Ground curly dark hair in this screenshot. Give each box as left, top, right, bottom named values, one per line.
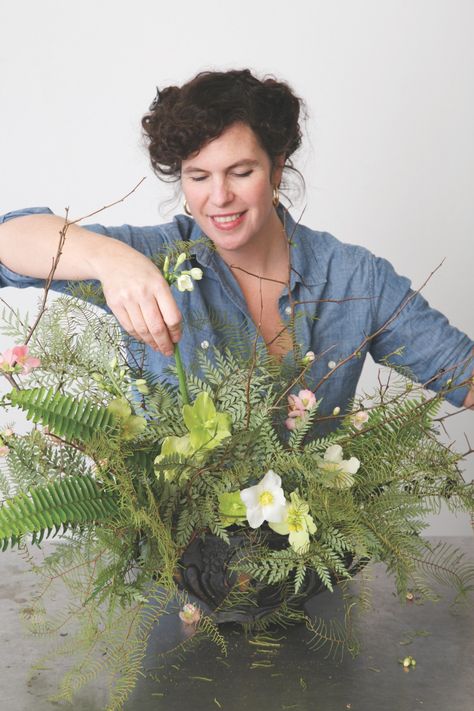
left=141, top=69, right=305, bottom=183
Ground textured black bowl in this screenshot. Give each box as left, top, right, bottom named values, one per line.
left=176, top=531, right=362, bottom=624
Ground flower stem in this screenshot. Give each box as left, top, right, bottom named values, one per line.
left=174, top=343, right=189, bottom=405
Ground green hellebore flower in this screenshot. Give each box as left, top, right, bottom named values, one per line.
left=107, top=398, right=146, bottom=440
left=218, top=491, right=247, bottom=527
left=182, top=392, right=231, bottom=452
left=269, top=491, right=317, bottom=553
left=107, top=398, right=132, bottom=421
left=154, top=434, right=194, bottom=480
left=122, top=415, right=147, bottom=440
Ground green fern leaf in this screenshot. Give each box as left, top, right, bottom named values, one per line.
left=9, top=387, right=116, bottom=441
left=0, top=476, right=118, bottom=549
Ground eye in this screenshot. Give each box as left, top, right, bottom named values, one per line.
left=233, top=170, right=253, bottom=178
left=190, top=175, right=207, bottom=182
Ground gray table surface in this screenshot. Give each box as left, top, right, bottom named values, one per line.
left=1, top=537, right=473, bottom=711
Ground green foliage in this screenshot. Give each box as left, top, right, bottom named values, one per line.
left=1, top=288, right=473, bottom=710
left=8, top=386, right=116, bottom=440
left=0, top=475, right=119, bottom=549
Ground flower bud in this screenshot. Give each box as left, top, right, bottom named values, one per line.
left=134, top=379, right=149, bottom=395
left=302, top=351, right=315, bottom=365
left=189, top=267, right=203, bottom=280
left=175, top=252, right=187, bottom=269
left=179, top=603, right=201, bottom=624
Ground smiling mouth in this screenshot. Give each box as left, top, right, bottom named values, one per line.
left=211, top=211, right=246, bottom=224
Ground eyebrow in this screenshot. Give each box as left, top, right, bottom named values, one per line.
left=182, top=159, right=259, bottom=174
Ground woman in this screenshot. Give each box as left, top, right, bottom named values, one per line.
left=0, top=69, right=473, bottom=427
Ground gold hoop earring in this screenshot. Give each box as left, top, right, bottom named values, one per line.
left=272, top=186, right=280, bottom=207
left=183, top=201, right=192, bottom=216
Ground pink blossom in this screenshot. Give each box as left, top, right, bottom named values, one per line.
left=0, top=345, right=41, bottom=374
left=285, top=416, right=301, bottom=431
left=297, top=389, right=316, bottom=410
left=286, top=389, right=317, bottom=431
left=0, top=445, right=9, bottom=457
left=287, top=393, right=306, bottom=416
left=350, top=410, right=369, bottom=430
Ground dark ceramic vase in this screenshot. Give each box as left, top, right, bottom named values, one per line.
left=176, top=531, right=361, bottom=624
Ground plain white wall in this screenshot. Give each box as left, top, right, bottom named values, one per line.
left=1, top=0, right=473, bottom=534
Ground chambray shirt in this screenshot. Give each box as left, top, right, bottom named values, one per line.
left=1, top=206, right=472, bottom=433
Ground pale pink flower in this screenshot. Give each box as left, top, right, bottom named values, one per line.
left=0, top=345, right=41, bottom=374
left=351, top=410, right=369, bottom=430
left=285, top=389, right=317, bottom=430
left=297, top=389, right=316, bottom=410
left=179, top=603, right=201, bottom=625
left=285, top=416, right=300, bottom=431
left=287, top=393, right=306, bottom=417
left=0, top=445, right=9, bottom=456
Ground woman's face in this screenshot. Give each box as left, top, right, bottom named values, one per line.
left=180, top=122, right=283, bottom=256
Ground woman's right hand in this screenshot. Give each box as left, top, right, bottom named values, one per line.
left=0, top=213, right=182, bottom=355
left=93, top=240, right=182, bottom=356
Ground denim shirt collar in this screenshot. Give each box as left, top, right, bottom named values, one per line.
left=186, top=204, right=327, bottom=294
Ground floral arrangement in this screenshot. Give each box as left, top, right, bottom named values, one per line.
left=0, top=247, right=473, bottom=710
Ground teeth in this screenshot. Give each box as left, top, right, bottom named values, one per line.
left=213, top=212, right=243, bottom=224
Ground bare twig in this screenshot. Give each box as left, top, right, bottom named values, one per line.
left=311, top=260, right=446, bottom=395
left=23, top=178, right=147, bottom=347
left=67, top=177, right=146, bottom=226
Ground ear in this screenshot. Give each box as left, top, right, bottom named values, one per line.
left=271, top=154, right=285, bottom=187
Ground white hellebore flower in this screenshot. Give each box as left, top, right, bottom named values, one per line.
left=176, top=274, right=194, bottom=292
left=240, top=470, right=287, bottom=529
left=319, top=444, right=360, bottom=489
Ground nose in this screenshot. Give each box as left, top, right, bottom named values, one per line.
left=209, top=177, right=234, bottom=207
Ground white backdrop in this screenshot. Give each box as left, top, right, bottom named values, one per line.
left=0, top=0, right=473, bottom=533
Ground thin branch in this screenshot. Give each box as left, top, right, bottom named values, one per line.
left=24, top=178, right=147, bottom=347
left=311, top=260, right=446, bottom=395
left=67, top=177, right=147, bottom=226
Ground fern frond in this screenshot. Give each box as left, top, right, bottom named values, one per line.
left=9, top=387, right=116, bottom=441
left=0, top=476, right=118, bottom=549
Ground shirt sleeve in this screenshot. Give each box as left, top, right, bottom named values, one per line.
left=0, top=206, right=177, bottom=292
left=368, top=253, right=474, bottom=407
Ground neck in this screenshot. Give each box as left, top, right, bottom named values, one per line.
left=216, top=208, right=289, bottom=279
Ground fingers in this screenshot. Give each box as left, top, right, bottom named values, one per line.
left=100, top=253, right=183, bottom=354
left=114, top=300, right=181, bottom=356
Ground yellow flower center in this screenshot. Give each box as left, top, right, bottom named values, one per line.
left=259, top=490, right=274, bottom=507
left=321, top=461, right=341, bottom=474
left=287, top=509, right=304, bottom=532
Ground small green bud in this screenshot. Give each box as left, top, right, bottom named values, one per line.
left=175, top=252, right=187, bottom=269
left=135, top=378, right=149, bottom=395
